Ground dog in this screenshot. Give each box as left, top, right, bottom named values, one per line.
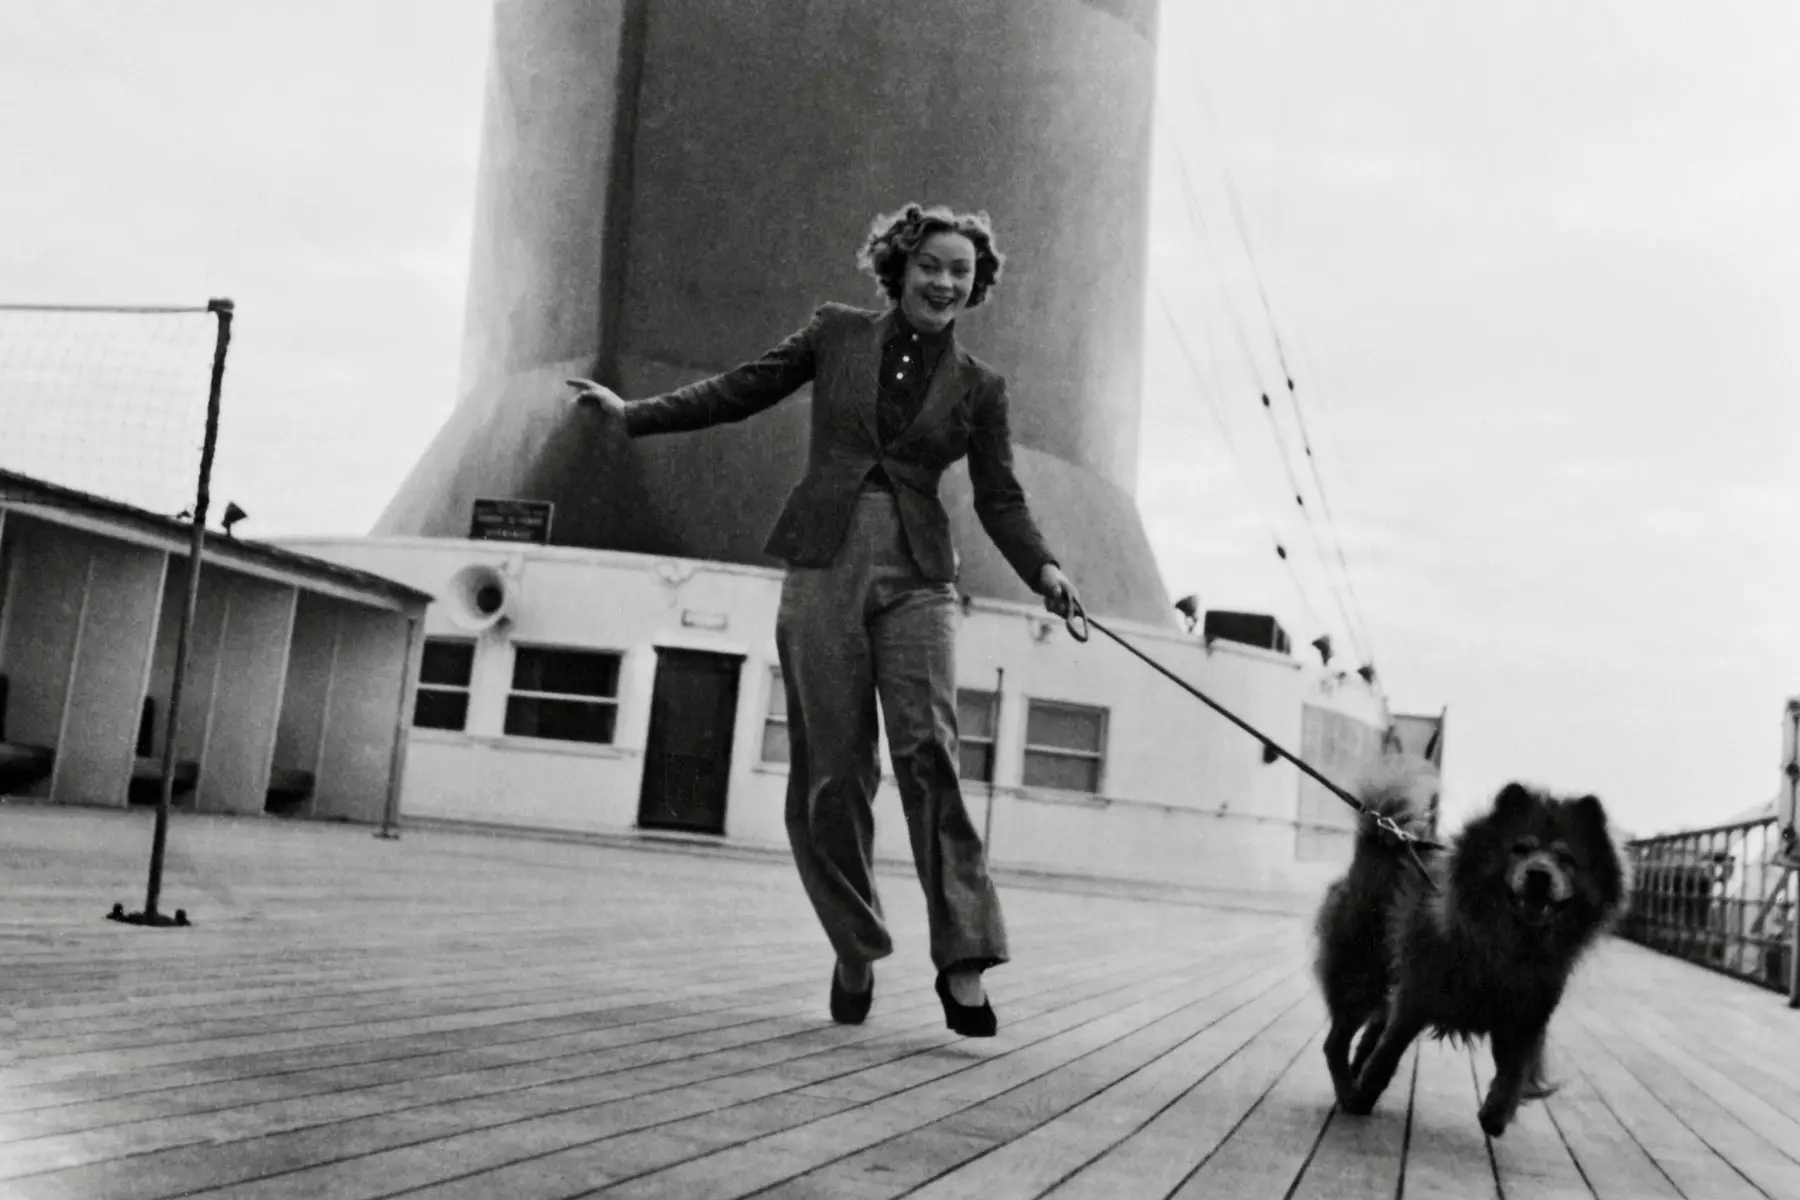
left=1313, top=768, right=1628, bottom=1137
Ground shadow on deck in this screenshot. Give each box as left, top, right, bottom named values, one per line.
left=1, top=805, right=1797, bottom=1199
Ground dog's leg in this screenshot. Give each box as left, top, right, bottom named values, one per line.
left=1342, top=1002, right=1425, bottom=1116
left=1349, top=1005, right=1388, bottom=1076
left=1322, top=1011, right=1367, bottom=1107
left=1479, top=1026, right=1543, bottom=1138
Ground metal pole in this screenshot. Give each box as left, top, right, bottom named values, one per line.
left=983, top=667, right=1002, bottom=850
left=0, top=302, right=213, bottom=314
left=1785, top=701, right=1800, bottom=1007
left=143, top=298, right=232, bottom=922
left=1789, top=869, right=1799, bottom=1008
left=376, top=616, right=420, bottom=840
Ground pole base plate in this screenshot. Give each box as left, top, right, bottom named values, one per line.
left=107, top=902, right=189, bottom=927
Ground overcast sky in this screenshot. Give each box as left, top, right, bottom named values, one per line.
left=2, top=1, right=1794, bottom=837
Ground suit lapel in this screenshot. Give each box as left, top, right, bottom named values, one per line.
left=843, top=309, right=890, bottom=448
left=887, top=332, right=968, bottom=455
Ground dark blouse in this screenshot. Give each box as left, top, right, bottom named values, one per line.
left=865, top=307, right=952, bottom=492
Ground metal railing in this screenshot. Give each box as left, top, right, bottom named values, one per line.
left=1619, top=816, right=1800, bottom=1005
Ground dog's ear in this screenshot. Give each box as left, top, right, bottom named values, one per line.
left=1568, top=794, right=1613, bottom=852
left=1568, top=794, right=1626, bottom=909
left=1569, top=794, right=1609, bottom=833
left=1493, top=782, right=1537, bottom=818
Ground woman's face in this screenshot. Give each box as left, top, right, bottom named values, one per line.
left=899, top=231, right=977, bottom=333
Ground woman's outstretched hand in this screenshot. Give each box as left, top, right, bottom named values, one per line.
left=566, top=377, right=627, bottom=420
left=1038, top=563, right=1080, bottom=619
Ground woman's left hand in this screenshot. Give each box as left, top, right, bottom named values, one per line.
left=1037, top=563, right=1080, bottom=619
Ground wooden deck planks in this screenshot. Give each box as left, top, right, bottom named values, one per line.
left=1286, top=1050, right=1411, bottom=1200
left=1032, top=985, right=1325, bottom=1199
left=1531, top=1049, right=1684, bottom=1200
left=1563, top=1009, right=1800, bottom=1199
left=1394, top=1040, right=1496, bottom=1200
left=1554, top=1031, right=1765, bottom=1200
left=1474, top=1057, right=1595, bottom=1200
left=3, top=807, right=1799, bottom=1199
left=6, top=957, right=1160, bottom=1197
left=593, top=953, right=1303, bottom=1198
left=395, top=949, right=1267, bottom=1199
left=1165, top=1025, right=1336, bottom=1198
left=209, top=952, right=1211, bottom=1200
left=771, top=967, right=1316, bottom=1199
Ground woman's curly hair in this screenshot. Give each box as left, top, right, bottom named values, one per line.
left=856, top=203, right=1005, bottom=309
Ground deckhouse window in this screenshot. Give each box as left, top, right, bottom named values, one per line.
left=413, top=638, right=475, bottom=731
left=1022, top=700, right=1106, bottom=794
left=504, top=646, right=621, bottom=744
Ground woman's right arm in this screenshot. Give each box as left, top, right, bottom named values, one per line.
left=570, top=306, right=827, bottom=437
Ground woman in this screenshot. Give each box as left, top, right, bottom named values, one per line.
left=568, top=203, right=1079, bottom=1037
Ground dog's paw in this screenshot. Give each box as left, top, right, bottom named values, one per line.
left=1338, top=1093, right=1376, bottom=1117
left=1478, top=1100, right=1513, bottom=1138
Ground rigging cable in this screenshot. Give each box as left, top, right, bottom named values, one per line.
left=1155, top=287, right=1329, bottom=637
left=1283, top=336, right=1381, bottom=665
left=1172, top=41, right=1379, bottom=666
left=1167, top=136, right=1368, bottom=663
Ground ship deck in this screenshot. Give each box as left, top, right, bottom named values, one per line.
left=3, top=806, right=1797, bottom=1199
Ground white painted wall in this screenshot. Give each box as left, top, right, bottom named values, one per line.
left=273, top=591, right=340, bottom=795
left=147, top=564, right=231, bottom=773
left=199, top=575, right=298, bottom=815
left=0, top=517, right=90, bottom=772
left=53, top=537, right=167, bottom=807
left=275, top=536, right=1392, bottom=899
left=313, top=603, right=413, bottom=824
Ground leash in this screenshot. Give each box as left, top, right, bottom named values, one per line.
left=1059, top=597, right=1442, bottom=883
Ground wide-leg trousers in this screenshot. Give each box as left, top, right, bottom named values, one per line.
left=774, top=489, right=1009, bottom=973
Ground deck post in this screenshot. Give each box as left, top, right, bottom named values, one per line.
left=1789, top=881, right=1799, bottom=1008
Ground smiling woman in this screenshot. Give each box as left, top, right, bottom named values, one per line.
left=855, top=203, right=1005, bottom=329
left=564, top=202, right=1079, bottom=1040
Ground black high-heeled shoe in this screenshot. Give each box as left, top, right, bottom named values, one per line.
left=829, top=964, right=873, bottom=1025
left=935, top=971, right=997, bottom=1038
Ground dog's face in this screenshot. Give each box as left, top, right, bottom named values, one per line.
left=1454, top=783, right=1626, bottom=935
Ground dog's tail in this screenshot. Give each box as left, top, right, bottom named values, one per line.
left=1345, top=759, right=1437, bottom=874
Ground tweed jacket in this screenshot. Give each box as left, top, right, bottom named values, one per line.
left=622, top=302, right=1057, bottom=589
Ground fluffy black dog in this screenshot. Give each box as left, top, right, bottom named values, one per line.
left=1313, top=773, right=1627, bottom=1137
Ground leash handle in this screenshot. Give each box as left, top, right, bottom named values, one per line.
left=1062, top=595, right=1091, bottom=642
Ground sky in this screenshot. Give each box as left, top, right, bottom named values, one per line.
left=1, top=1, right=1795, bottom=838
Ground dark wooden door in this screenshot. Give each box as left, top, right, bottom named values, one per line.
left=637, top=648, right=742, bottom=834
